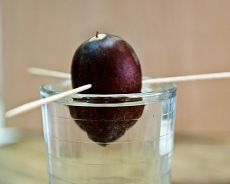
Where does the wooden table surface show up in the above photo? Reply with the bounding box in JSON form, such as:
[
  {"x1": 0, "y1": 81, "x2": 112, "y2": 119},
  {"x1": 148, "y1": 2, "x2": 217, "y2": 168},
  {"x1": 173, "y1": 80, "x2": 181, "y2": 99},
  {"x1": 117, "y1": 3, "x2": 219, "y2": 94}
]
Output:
[{"x1": 0, "y1": 136, "x2": 230, "y2": 184}]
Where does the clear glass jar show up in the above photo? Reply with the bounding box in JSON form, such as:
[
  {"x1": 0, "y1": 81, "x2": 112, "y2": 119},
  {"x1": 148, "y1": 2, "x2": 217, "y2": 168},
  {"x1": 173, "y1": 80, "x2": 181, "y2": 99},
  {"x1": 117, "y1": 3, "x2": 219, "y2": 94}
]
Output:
[{"x1": 40, "y1": 80, "x2": 176, "y2": 184}]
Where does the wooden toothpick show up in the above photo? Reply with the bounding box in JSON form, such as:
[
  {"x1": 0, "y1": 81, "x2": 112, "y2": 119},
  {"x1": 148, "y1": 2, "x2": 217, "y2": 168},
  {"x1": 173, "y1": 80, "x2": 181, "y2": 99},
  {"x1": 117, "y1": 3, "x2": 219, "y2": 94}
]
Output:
[
  {"x1": 5, "y1": 84, "x2": 92, "y2": 118},
  {"x1": 143, "y1": 72, "x2": 230, "y2": 84},
  {"x1": 28, "y1": 67, "x2": 70, "y2": 79}
]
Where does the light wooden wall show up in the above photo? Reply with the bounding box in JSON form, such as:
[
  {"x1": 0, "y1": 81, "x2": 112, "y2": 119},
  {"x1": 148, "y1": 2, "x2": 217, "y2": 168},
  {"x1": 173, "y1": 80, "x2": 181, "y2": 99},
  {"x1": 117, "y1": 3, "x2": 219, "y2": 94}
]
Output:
[{"x1": 2, "y1": 0, "x2": 230, "y2": 136}]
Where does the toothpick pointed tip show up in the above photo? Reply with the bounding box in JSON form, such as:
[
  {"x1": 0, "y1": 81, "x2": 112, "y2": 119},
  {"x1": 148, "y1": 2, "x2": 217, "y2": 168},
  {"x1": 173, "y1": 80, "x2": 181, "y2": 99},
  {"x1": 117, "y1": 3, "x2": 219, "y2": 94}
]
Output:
[
  {"x1": 87, "y1": 84, "x2": 92, "y2": 88},
  {"x1": 5, "y1": 113, "x2": 12, "y2": 119},
  {"x1": 27, "y1": 67, "x2": 33, "y2": 71}
]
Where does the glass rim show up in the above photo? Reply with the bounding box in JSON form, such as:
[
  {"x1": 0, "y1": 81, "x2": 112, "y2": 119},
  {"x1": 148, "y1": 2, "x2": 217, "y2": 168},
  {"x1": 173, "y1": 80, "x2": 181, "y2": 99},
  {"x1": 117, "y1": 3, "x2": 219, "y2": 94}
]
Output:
[{"x1": 40, "y1": 79, "x2": 177, "y2": 107}]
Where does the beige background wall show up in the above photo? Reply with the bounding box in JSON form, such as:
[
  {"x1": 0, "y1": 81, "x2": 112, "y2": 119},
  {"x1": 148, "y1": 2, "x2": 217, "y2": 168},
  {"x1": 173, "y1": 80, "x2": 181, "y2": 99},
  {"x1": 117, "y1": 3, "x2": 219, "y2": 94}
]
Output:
[{"x1": 2, "y1": 0, "x2": 230, "y2": 137}]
